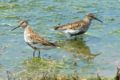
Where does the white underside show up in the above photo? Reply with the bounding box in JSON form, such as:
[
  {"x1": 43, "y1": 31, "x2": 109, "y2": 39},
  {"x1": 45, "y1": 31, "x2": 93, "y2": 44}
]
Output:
[
  {"x1": 60, "y1": 28, "x2": 89, "y2": 39},
  {"x1": 63, "y1": 26, "x2": 89, "y2": 34},
  {"x1": 63, "y1": 29, "x2": 80, "y2": 34}
]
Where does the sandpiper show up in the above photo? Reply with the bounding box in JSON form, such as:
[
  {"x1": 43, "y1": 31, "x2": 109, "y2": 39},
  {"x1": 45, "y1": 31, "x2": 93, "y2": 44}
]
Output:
[
  {"x1": 12, "y1": 20, "x2": 56, "y2": 58},
  {"x1": 54, "y1": 13, "x2": 103, "y2": 38}
]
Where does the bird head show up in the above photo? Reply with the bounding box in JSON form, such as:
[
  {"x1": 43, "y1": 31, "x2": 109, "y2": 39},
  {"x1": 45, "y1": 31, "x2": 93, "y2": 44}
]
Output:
[
  {"x1": 11, "y1": 20, "x2": 28, "y2": 31},
  {"x1": 87, "y1": 13, "x2": 103, "y2": 23}
]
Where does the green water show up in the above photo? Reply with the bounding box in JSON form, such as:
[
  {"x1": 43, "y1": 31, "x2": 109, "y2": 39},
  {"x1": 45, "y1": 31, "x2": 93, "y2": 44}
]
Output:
[{"x1": 0, "y1": 0, "x2": 120, "y2": 78}]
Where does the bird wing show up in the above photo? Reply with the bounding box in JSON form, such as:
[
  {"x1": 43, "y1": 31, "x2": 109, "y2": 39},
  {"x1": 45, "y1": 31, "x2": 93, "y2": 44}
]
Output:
[
  {"x1": 29, "y1": 31, "x2": 56, "y2": 46},
  {"x1": 54, "y1": 20, "x2": 86, "y2": 30}
]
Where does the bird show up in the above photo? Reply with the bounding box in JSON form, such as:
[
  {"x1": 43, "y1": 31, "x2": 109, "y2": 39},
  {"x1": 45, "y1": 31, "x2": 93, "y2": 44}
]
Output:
[
  {"x1": 11, "y1": 20, "x2": 56, "y2": 58},
  {"x1": 54, "y1": 13, "x2": 103, "y2": 38}
]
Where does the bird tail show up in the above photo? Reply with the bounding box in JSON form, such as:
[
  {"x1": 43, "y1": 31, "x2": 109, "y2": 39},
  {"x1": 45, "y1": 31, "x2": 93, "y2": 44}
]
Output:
[
  {"x1": 50, "y1": 42, "x2": 60, "y2": 48},
  {"x1": 54, "y1": 26, "x2": 59, "y2": 30},
  {"x1": 54, "y1": 23, "x2": 61, "y2": 30},
  {"x1": 50, "y1": 42, "x2": 57, "y2": 46}
]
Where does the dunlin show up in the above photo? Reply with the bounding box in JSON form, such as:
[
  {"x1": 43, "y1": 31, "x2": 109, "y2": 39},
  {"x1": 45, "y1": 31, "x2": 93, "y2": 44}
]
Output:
[
  {"x1": 12, "y1": 20, "x2": 56, "y2": 58},
  {"x1": 54, "y1": 13, "x2": 103, "y2": 38}
]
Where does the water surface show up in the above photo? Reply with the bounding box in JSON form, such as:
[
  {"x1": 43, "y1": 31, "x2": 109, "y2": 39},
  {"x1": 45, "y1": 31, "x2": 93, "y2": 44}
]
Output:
[{"x1": 0, "y1": 0, "x2": 120, "y2": 78}]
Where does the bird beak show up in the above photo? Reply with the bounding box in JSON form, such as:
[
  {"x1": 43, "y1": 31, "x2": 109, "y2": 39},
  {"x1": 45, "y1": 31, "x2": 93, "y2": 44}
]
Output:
[
  {"x1": 11, "y1": 26, "x2": 20, "y2": 31},
  {"x1": 94, "y1": 17, "x2": 103, "y2": 23}
]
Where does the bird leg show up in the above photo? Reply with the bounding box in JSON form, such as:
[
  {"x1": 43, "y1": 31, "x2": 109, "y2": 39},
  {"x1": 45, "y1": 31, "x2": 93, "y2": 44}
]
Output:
[
  {"x1": 69, "y1": 34, "x2": 77, "y2": 40},
  {"x1": 65, "y1": 33, "x2": 71, "y2": 39},
  {"x1": 33, "y1": 50, "x2": 36, "y2": 57},
  {"x1": 38, "y1": 50, "x2": 41, "y2": 58},
  {"x1": 74, "y1": 36, "x2": 78, "y2": 40}
]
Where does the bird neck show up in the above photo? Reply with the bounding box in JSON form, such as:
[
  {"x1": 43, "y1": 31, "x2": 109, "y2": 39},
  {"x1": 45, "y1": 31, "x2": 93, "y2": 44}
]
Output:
[
  {"x1": 24, "y1": 25, "x2": 29, "y2": 30},
  {"x1": 24, "y1": 25, "x2": 33, "y2": 33},
  {"x1": 83, "y1": 16, "x2": 92, "y2": 24}
]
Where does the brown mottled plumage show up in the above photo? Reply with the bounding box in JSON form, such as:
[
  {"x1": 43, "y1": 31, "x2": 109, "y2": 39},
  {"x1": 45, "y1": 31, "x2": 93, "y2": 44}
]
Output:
[
  {"x1": 54, "y1": 13, "x2": 102, "y2": 37},
  {"x1": 55, "y1": 20, "x2": 87, "y2": 30},
  {"x1": 25, "y1": 26, "x2": 56, "y2": 46},
  {"x1": 12, "y1": 20, "x2": 56, "y2": 58}
]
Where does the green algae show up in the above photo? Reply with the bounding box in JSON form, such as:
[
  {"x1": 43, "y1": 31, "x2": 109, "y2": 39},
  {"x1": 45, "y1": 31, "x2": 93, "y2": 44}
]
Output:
[
  {"x1": 110, "y1": 29, "x2": 120, "y2": 36},
  {"x1": 43, "y1": 6, "x2": 57, "y2": 12},
  {"x1": 0, "y1": 2, "x2": 19, "y2": 9},
  {"x1": 23, "y1": 58, "x2": 64, "y2": 71}
]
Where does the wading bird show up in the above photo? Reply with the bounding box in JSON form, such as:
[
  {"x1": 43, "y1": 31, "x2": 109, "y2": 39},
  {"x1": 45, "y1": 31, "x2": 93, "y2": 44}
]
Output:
[
  {"x1": 12, "y1": 20, "x2": 56, "y2": 58},
  {"x1": 54, "y1": 13, "x2": 103, "y2": 38}
]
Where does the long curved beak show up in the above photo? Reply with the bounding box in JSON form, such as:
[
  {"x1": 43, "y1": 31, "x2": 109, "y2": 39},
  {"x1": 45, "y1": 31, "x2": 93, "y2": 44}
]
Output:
[
  {"x1": 11, "y1": 26, "x2": 20, "y2": 31},
  {"x1": 94, "y1": 17, "x2": 103, "y2": 23}
]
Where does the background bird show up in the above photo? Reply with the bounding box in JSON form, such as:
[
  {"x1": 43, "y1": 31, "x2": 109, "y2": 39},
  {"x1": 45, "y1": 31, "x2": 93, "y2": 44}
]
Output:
[{"x1": 54, "y1": 13, "x2": 103, "y2": 38}]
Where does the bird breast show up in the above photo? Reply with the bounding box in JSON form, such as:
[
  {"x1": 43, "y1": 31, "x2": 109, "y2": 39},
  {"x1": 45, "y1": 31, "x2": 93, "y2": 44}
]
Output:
[{"x1": 24, "y1": 29, "x2": 31, "y2": 43}]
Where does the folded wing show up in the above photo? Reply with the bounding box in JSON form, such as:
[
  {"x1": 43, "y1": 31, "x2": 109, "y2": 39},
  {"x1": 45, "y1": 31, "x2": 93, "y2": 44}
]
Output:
[
  {"x1": 54, "y1": 20, "x2": 86, "y2": 30},
  {"x1": 29, "y1": 31, "x2": 56, "y2": 47}
]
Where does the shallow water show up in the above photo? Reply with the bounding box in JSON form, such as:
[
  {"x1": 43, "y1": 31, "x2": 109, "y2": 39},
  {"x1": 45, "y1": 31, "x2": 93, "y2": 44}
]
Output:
[{"x1": 0, "y1": 0, "x2": 120, "y2": 78}]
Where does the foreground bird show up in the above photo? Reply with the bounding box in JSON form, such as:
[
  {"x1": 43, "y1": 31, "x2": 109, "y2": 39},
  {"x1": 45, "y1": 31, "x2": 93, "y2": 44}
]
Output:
[
  {"x1": 54, "y1": 13, "x2": 103, "y2": 38},
  {"x1": 12, "y1": 20, "x2": 56, "y2": 58}
]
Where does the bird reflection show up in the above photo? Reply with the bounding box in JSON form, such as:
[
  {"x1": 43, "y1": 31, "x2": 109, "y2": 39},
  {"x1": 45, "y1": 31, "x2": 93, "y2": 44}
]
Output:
[{"x1": 58, "y1": 38, "x2": 100, "y2": 62}]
